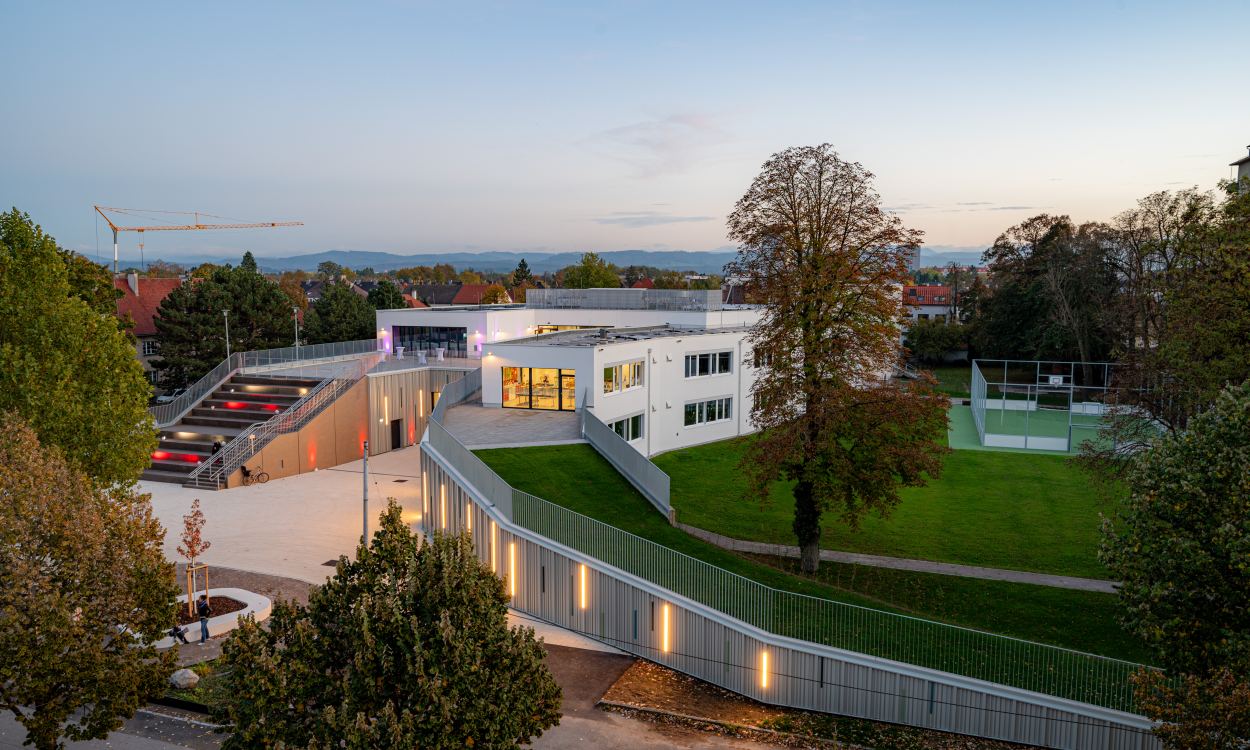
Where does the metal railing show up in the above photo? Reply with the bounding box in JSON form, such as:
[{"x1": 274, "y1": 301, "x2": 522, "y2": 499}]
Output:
[
  {"x1": 425, "y1": 369, "x2": 513, "y2": 516},
  {"x1": 149, "y1": 339, "x2": 380, "y2": 427},
  {"x1": 425, "y1": 367, "x2": 1154, "y2": 714},
  {"x1": 526, "y1": 288, "x2": 723, "y2": 311},
  {"x1": 183, "y1": 352, "x2": 383, "y2": 489},
  {"x1": 580, "y1": 408, "x2": 671, "y2": 517}
]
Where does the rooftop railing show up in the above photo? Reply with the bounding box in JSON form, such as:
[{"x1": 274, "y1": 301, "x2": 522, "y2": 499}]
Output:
[{"x1": 526, "y1": 288, "x2": 723, "y2": 311}]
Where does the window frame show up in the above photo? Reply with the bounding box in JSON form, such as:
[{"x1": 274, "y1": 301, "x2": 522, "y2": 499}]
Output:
[
  {"x1": 601, "y1": 358, "x2": 645, "y2": 396},
  {"x1": 609, "y1": 412, "x2": 645, "y2": 442},
  {"x1": 683, "y1": 350, "x2": 734, "y2": 379},
  {"x1": 682, "y1": 396, "x2": 734, "y2": 428}
]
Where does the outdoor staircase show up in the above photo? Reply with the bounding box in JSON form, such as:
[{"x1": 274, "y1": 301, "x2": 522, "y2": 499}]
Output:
[{"x1": 142, "y1": 373, "x2": 325, "y2": 484}]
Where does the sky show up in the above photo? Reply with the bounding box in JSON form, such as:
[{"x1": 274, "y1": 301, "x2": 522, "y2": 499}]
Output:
[{"x1": 2, "y1": 1, "x2": 1248, "y2": 262}]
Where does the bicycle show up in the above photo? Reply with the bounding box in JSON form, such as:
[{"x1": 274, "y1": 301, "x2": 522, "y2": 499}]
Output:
[{"x1": 241, "y1": 469, "x2": 269, "y2": 486}]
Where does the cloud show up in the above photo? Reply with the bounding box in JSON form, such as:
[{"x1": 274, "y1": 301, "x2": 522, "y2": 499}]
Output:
[
  {"x1": 955, "y1": 201, "x2": 993, "y2": 206},
  {"x1": 588, "y1": 113, "x2": 730, "y2": 177},
  {"x1": 594, "y1": 211, "x2": 716, "y2": 228},
  {"x1": 889, "y1": 201, "x2": 1040, "y2": 214}
]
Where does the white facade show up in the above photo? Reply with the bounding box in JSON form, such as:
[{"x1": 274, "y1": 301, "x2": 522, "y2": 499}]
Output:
[
  {"x1": 484, "y1": 326, "x2": 760, "y2": 456},
  {"x1": 374, "y1": 304, "x2": 760, "y2": 358}
]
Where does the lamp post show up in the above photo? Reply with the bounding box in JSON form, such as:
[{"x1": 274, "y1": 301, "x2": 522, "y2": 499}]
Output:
[
  {"x1": 293, "y1": 306, "x2": 300, "y2": 356},
  {"x1": 361, "y1": 440, "x2": 370, "y2": 544},
  {"x1": 223, "y1": 310, "x2": 231, "y2": 359}
]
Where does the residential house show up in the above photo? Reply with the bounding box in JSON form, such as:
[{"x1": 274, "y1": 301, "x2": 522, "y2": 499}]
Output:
[
  {"x1": 902, "y1": 284, "x2": 954, "y2": 323},
  {"x1": 114, "y1": 272, "x2": 182, "y2": 385}
]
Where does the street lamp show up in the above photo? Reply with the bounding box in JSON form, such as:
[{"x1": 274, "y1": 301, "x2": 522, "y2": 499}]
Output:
[
  {"x1": 361, "y1": 440, "x2": 370, "y2": 544},
  {"x1": 223, "y1": 310, "x2": 231, "y2": 359}
]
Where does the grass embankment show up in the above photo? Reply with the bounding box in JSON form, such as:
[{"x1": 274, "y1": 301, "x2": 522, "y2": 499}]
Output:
[
  {"x1": 653, "y1": 438, "x2": 1117, "y2": 579},
  {"x1": 476, "y1": 444, "x2": 1147, "y2": 665}
]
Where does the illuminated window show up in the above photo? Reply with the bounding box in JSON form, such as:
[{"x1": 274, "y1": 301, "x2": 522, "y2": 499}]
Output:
[
  {"x1": 502, "y1": 367, "x2": 576, "y2": 411},
  {"x1": 602, "y1": 360, "x2": 644, "y2": 395}
]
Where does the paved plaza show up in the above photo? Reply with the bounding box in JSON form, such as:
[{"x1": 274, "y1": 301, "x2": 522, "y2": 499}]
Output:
[{"x1": 443, "y1": 402, "x2": 584, "y2": 448}]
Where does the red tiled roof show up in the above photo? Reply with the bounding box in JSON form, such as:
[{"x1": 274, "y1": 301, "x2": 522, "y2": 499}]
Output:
[
  {"x1": 631, "y1": 278, "x2": 655, "y2": 289},
  {"x1": 452, "y1": 284, "x2": 493, "y2": 304},
  {"x1": 402, "y1": 293, "x2": 428, "y2": 308},
  {"x1": 903, "y1": 285, "x2": 952, "y2": 306},
  {"x1": 114, "y1": 276, "x2": 182, "y2": 336}
]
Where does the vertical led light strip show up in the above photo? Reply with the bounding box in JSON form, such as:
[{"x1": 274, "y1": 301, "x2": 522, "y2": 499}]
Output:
[
  {"x1": 439, "y1": 484, "x2": 446, "y2": 530},
  {"x1": 760, "y1": 650, "x2": 769, "y2": 689},
  {"x1": 490, "y1": 520, "x2": 497, "y2": 573},
  {"x1": 508, "y1": 542, "x2": 516, "y2": 597},
  {"x1": 420, "y1": 473, "x2": 428, "y2": 525},
  {"x1": 418, "y1": 390, "x2": 423, "y2": 417},
  {"x1": 661, "y1": 603, "x2": 670, "y2": 653},
  {"x1": 465, "y1": 503, "x2": 471, "y2": 532},
  {"x1": 578, "y1": 564, "x2": 587, "y2": 610}
]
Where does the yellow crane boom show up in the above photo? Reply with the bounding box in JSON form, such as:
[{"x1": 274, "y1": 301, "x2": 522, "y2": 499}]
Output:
[{"x1": 94, "y1": 206, "x2": 303, "y2": 274}]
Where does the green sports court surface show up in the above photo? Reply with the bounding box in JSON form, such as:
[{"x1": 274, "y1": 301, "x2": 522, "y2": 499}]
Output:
[{"x1": 947, "y1": 406, "x2": 1107, "y2": 454}]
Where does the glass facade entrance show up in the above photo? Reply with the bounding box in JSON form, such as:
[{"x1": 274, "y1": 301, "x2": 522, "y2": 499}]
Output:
[
  {"x1": 393, "y1": 325, "x2": 468, "y2": 357},
  {"x1": 502, "y1": 367, "x2": 576, "y2": 411}
]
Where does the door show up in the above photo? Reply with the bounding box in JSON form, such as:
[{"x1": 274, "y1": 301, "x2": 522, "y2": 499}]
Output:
[{"x1": 390, "y1": 419, "x2": 403, "y2": 451}]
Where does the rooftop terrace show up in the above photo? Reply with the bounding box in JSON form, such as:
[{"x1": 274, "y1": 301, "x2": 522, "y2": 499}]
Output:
[{"x1": 496, "y1": 324, "x2": 754, "y2": 348}]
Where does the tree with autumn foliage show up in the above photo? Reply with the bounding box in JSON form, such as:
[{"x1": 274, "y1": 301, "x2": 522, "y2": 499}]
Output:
[
  {"x1": 177, "y1": 499, "x2": 212, "y2": 616},
  {"x1": 217, "y1": 501, "x2": 561, "y2": 749},
  {"x1": 480, "y1": 282, "x2": 510, "y2": 304},
  {"x1": 1100, "y1": 381, "x2": 1250, "y2": 748},
  {"x1": 0, "y1": 412, "x2": 175, "y2": 750},
  {"x1": 726, "y1": 144, "x2": 949, "y2": 573}
]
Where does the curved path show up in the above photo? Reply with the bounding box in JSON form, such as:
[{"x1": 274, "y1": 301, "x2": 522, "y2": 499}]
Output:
[{"x1": 677, "y1": 523, "x2": 1119, "y2": 593}]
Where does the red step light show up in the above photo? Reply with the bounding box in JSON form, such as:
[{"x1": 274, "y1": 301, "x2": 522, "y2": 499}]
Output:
[
  {"x1": 181, "y1": 454, "x2": 201, "y2": 463},
  {"x1": 224, "y1": 401, "x2": 247, "y2": 409},
  {"x1": 151, "y1": 450, "x2": 170, "y2": 460},
  {"x1": 263, "y1": 403, "x2": 280, "y2": 411}
]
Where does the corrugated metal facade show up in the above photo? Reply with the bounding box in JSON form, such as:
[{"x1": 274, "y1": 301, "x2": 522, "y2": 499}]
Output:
[{"x1": 366, "y1": 368, "x2": 473, "y2": 454}]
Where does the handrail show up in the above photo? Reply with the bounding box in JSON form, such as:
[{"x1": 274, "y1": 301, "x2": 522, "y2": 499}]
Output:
[
  {"x1": 149, "y1": 339, "x2": 380, "y2": 427},
  {"x1": 580, "y1": 408, "x2": 671, "y2": 517},
  {"x1": 184, "y1": 352, "x2": 383, "y2": 488},
  {"x1": 425, "y1": 368, "x2": 1156, "y2": 714}
]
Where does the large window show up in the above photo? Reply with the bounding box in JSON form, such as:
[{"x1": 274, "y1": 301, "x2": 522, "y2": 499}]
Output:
[
  {"x1": 610, "y1": 413, "x2": 644, "y2": 441},
  {"x1": 140, "y1": 339, "x2": 160, "y2": 356},
  {"x1": 503, "y1": 367, "x2": 576, "y2": 411},
  {"x1": 684, "y1": 351, "x2": 732, "y2": 378},
  {"x1": 683, "y1": 397, "x2": 733, "y2": 427},
  {"x1": 602, "y1": 359, "x2": 644, "y2": 395},
  {"x1": 393, "y1": 325, "x2": 468, "y2": 357}
]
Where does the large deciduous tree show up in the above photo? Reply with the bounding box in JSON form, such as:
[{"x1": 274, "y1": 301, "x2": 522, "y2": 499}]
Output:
[
  {"x1": 218, "y1": 501, "x2": 561, "y2": 749},
  {"x1": 1101, "y1": 380, "x2": 1250, "y2": 747},
  {"x1": 559, "y1": 252, "x2": 620, "y2": 288},
  {"x1": 0, "y1": 209, "x2": 155, "y2": 485},
  {"x1": 303, "y1": 281, "x2": 375, "y2": 344},
  {"x1": 0, "y1": 412, "x2": 175, "y2": 750},
  {"x1": 154, "y1": 259, "x2": 294, "y2": 387},
  {"x1": 727, "y1": 145, "x2": 949, "y2": 573}
]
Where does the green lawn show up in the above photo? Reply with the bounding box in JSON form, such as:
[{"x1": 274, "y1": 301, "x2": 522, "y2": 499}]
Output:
[
  {"x1": 653, "y1": 438, "x2": 1117, "y2": 578},
  {"x1": 923, "y1": 364, "x2": 971, "y2": 398},
  {"x1": 476, "y1": 443, "x2": 1147, "y2": 665}
]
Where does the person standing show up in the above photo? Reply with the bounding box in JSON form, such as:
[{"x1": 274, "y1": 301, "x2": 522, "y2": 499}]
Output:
[{"x1": 196, "y1": 594, "x2": 212, "y2": 644}]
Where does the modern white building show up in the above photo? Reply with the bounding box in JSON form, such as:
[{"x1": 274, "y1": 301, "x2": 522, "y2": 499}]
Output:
[{"x1": 373, "y1": 288, "x2": 763, "y2": 455}]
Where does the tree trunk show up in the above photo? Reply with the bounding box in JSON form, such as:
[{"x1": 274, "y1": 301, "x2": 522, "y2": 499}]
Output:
[{"x1": 792, "y1": 479, "x2": 822, "y2": 574}]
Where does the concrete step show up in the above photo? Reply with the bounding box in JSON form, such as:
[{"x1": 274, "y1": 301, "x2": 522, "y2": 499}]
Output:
[
  {"x1": 205, "y1": 391, "x2": 302, "y2": 405},
  {"x1": 181, "y1": 414, "x2": 269, "y2": 429},
  {"x1": 198, "y1": 399, "x2": 286, "y2": 416},
  {"x1": 229, "y1": 374, "x2": 323, "y2": 388},
  {"x1": 141, "y1": 467, "x2": 202, "y2": 484}
]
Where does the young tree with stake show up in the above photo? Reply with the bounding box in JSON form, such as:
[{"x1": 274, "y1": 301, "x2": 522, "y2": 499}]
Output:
[
  {"x1": 727, "y1": 144, "x2": 949, "y2": 573},
  {"x1": 177, "y1": 499, "x2": 212, "y2": 617}
]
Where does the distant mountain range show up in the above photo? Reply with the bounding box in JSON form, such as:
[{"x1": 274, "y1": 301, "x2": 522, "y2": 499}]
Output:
[{"x1": 95, "y1": 245, "x2": 988, "y2": 275}]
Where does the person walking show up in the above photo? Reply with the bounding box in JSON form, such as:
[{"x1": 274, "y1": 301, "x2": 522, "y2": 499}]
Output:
[
  {"x1": 169, "y1": 624, "x2": 190, "y2": 645},
  {"x1": 196, "y1": 594, "x2": 212, "y2": 644}
]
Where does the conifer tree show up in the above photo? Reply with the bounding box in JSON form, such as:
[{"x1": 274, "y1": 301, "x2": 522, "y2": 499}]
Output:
[{"x1": 218, "y1": 502, "x2": 562, "y2": 749}]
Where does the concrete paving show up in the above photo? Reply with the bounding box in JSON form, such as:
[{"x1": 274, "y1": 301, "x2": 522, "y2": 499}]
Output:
[
  {"x1": 443, "y1": 402, "x2": 584, "y2": 448},
  {"x1": 143, "y1": 446, "x2": 619, "y2": 654},
  {"x1": 679, "y1": 522, "x2": 1120, "y2": 593}
]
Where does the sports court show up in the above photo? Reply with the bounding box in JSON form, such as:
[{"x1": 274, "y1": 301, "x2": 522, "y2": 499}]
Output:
[{"x1": 970, "y1": 359, "x2": 1115, "y2": 453}]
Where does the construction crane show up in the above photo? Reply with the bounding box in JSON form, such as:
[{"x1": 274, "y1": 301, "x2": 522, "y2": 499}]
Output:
[{"x1": 93, "y1": 206, "x2": 303, "y2": 275}]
